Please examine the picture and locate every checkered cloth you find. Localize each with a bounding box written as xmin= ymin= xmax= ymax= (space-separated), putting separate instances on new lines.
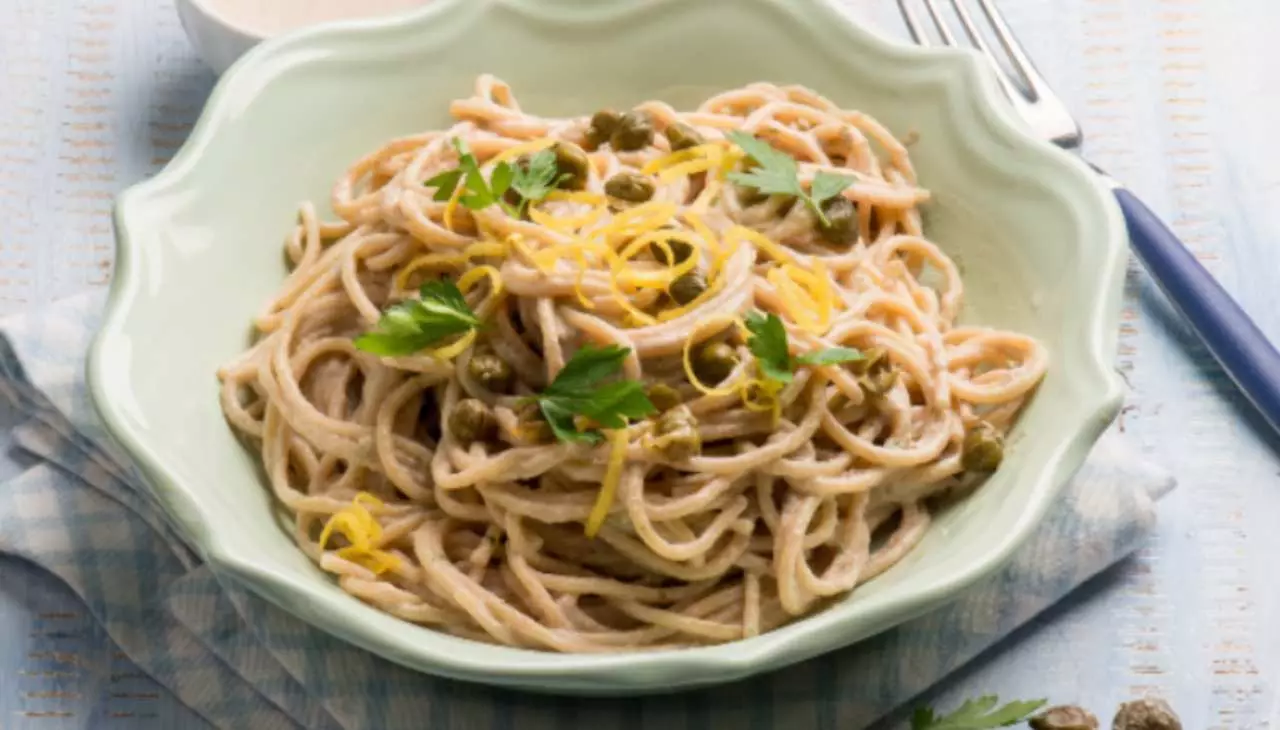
xmin=0 ymin=292 xmax=1172 ymax=730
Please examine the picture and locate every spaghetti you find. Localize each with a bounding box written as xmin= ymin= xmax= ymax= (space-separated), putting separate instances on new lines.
xmin=217 ymin=75 xmax=1048 ymax=651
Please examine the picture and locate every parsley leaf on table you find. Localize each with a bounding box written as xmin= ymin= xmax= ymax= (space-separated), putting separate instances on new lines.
xmin=531 ymin=344 xmax=656 ymax=444
xmin=424 ymin=139 xmax=561 ymax=218
xmin=743 ymin=312 xmax=863 ymax=383
xmin=910 ymin=696 xmax=1047 ymax=730
xmin=725 ymin=131 xmax=854 ymax=226
xmin=353 ymin=279 xmax=481 ymax=357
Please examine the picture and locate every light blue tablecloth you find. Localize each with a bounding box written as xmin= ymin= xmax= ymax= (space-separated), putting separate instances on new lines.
xmin=4 ymin=0 xmax=1280 ymax=727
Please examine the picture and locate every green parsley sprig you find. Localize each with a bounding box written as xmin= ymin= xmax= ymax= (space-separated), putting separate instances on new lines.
xmin=424 ymin=138 xmax=563 ymax=219
xmin=353 ymin=279 xmax=481 ymax=357
xmin=529 ymin=345 xmax=656 ymax=444
xmin=742 ymin=311 xmax=863 ymax=384
xmin=911 ymin=695 xmax=1047 ymax=730
xmin=726 ymin=131 xmax=854 ymax=226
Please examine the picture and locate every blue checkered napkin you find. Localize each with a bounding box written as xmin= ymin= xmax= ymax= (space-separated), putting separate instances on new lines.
xmin=0 ymin=292 xmax=1173 ymax=730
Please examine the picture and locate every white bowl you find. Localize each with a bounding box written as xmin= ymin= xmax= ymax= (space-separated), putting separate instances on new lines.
xmin=92 ymin=0 xmax=1127 ymax=694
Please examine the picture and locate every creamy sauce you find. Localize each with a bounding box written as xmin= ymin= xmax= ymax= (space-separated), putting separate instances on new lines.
xmin=203 ymin=0 xmax=431 ymax=37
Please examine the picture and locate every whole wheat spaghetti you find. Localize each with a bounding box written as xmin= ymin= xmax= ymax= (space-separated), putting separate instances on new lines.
xmin=217 ymin=75 xmax=1048 ymax=651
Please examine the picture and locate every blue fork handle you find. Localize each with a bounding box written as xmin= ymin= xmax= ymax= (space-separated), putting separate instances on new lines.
xmin=1114 ymin=187 xmax=1280 ymax=433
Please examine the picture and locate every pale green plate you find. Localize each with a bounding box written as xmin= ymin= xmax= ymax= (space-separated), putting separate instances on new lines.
xmin=89 ymin=0 xmax=1127 ymax=694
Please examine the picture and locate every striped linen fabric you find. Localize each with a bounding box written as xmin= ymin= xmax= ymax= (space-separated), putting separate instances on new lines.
xmin=0 ymin=292 xmax=1172 ymax=730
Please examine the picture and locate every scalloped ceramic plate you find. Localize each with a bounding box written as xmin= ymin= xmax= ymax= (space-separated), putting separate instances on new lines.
xmin=89 ymin=0 xmax=1126 ymax=693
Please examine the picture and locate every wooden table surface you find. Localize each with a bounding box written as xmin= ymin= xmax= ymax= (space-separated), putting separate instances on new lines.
xmin=2 ymin=0 xmax=1279 ymax=727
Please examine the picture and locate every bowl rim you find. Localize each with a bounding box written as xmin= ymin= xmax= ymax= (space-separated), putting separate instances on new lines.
xmin=90 ymin=0 xmax=1128 ymax=691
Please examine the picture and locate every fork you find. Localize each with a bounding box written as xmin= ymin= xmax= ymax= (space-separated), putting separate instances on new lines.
xmin=897 ymin=0 xmax=1280 ymax=435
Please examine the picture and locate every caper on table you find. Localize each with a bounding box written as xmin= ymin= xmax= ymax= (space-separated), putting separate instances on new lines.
xmin=604 ymin=172 xmax=655 ymax=202
xmin=611 ymin=110 xmax=655 ymax=151
xmin=1030 ymin=705 xmax=1099 ymax=730
xmin=449 ymin=398 xmax=496 ymax=444
xmin=1112 ymin=698 xmax=1182 ymax=730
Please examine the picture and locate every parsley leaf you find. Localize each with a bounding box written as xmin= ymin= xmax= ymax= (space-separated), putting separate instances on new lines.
xmin=533 ymin=344 xmax=656 ymax=444
xmin=910 ymin=696 xmax=1047 ymax=730
xmin=744 ymin=311 xmax=794 ymax=384
xmin=423 ymin=139 xmax=563 ymax=219
xmin=745 ymin=312 xmax=865 ymax=380
xmin=796 ymin=347 xmax=864 ymax=367
xmin=508 ymin=148 xmax=562 ymax=212
xmin=353 ymin=279 xmax=481 ymax=357
xmin=726 ymin=131 xmax=854 ymax=226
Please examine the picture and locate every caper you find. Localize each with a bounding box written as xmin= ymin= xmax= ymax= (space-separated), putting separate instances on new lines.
xmin=651 ymin=405 xmax=701 ymax=461
xmin=604 ymin=172 xmax=655 ymax=202
xmin=1030 ymin=706 xmax=1099 ymax=730
xmin=646 ymin=383 xmax=683 ymax=413
xmin=852 ymin=347 xmax=897 ymax=396
xmin=552 ymin=142 xmax=590 ymax=191
xmin=664 ymin=122 xmax=704 ymax=151
xmin=449 ymin=399 xmax=496 ymax=444
xmin=668 ymin=272 xmax=707 ymax=306
xmin=961 ymin=421 xmax=1004 ymax=473
xmin=819 ymin=196 xmax=856 ymax=244
xmin=610 ymin=110 xmax=655 ymax=151
xmin=467 ymin=351 xmax=514 ymax=393
xmin=693 ymin=341 xmax=738 ymax=385
xmin=649 ymin=235 xmax=694 ymax=265
xmin=515 ymin=402 xmax=553 ymax=444
xmin=1113 ymin=699 xmax=1182 ymax=730
xmin=735 ymin=183 xmax=768 ymax=207
xmin=586 ymin=109 xmax=621 ymax=149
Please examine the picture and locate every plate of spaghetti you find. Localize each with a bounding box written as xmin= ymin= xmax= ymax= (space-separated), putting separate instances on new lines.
xmin=92 ymin=0 xmax=1127 ymax=692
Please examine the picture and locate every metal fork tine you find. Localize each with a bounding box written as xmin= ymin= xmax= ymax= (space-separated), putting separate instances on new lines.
xmin=900 ymin=0 xmax=1082 ymax=148
xmin=976 ymin=0 xmax=1039 ymax=94
xmin=896 ymin=0 xmax=931 ymax=45
xmin=922 ymin=0 xmax=957 ymax=46
xmin=946 ymin=0 xmax=1032 ymax=102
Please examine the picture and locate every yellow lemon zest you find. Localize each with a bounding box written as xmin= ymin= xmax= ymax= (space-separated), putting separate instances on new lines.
xmin=781 ymin=260 xmax=837 ymax=334
xmin=458 ymin=264 xmax=503 ymax=298
xmin=395 ymin=241 xmax=506 ymax=291
xmin=318 ymin=493 xmax=401 ymax=574
xmin=641 ymin=144 xmax=717 ymax=175
xmin=726 ymin=225 xmax=797 ymax=264
xmin=505 ymin=234 xmax=549 ymax=273
xmin=545 ymin=190 xmax=607 ymax=206
xmin=491 ymin=137 xmax=557 ymax=165
xmin=529 ymin=201 xmax=608 ymax=233
xmin=427 ymin=329 xmax=478 ymax=360
xmin=595 ymin=202 xmax=676 ymax=244
xmin=768 ymin=268 xmax=821 ymax=334
xmin=585 ymin=430 xmax=630 ymax=538
xmin=617 ymin=230 xmax=702 ymax=290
